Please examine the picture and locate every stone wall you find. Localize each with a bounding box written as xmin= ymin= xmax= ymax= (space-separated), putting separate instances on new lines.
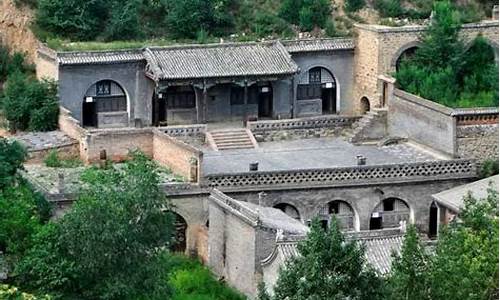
xmin=457 ymin=124 xmax=499 ymax=161
xmin=152 ymin=130 xmax=203 ymax=182
xmin=36 ymin=45 xmax=58 ymax=80
xmin=388 ymin=89 xmax=456 ymax=155
xmin=248 ymin=115 xmax=359 ymax=142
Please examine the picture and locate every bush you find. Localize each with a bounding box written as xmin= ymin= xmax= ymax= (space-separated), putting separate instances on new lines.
xmin=279 ymin=0 xmax=303 ymax=24
xmin=478 ymin=159 xmax=499 ymax=179
xmin=374 ymin=0 xmax=404 ymax=18
xmin=252 ymin=11 xmax=293 ymax=38
xmin=344 ymin=0 xmax=366 ymax=13
xmin=168 ymin=257 xmax=245 ymax=300
xmin=2 ymin=72 xmax=59 ymax=132
xmin=0 ymin=138 xmax=27 ymax=190
xmin=299 ymin=0 xmax=332 ymax=31
xmin=44 ymin=150 xmax=82 ymax=168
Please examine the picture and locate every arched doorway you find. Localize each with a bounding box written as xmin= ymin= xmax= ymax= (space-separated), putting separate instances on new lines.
xmin=274 ymin=203 xmax=301 ymax=221
xmin=319 ymin=200 xmax=356 ymax=231
xmin=83 ymin=80 xmax=127 ymax=128
xmin=170 ymin=212 xmax=188 ymax=253
xmin=395 ymin=47 xmax=419 ymax=71
xmin=428 ymin=202 xmax=438 ymax=238
xmin=360 ymin=97 xmax=370 ymax=114
xmin=370 ymin=198 xmax=410 ymax=230
xmin=297 ymin=67 xmax=337 ymax=114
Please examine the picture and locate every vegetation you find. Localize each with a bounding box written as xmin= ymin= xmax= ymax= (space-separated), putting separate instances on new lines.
xmin=43 ymin=150 xmax=82 ymax=168
xmin=387 ymin=188 xmax=499 ymax=300
xmin=345 ymin=0 xmax=366 ymax=13
xmin=272 ymin=218 xmax=386 ymax=300
xmin=0 ymin=284 xmax=52 ymax=300
xmin=478 ymin=159 xmax=499 ymax=179
xmin=395 ymin=1 xmax=498 ymax=108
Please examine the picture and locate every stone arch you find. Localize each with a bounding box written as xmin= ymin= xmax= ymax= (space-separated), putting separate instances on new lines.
xmin=273 ymin=203 xmax=301 ymax=221
xmin=82 ymin=79 xmax=129 ymax=128
xmin=391 ymin=41 xmax=421 ymax=71
xmin=318 ymin=200 xmax=360 ymax=231
xmin=360 ymin=97 xmax=371 ymax=114
xmin=464 ymin=36 xmax=499 ymax=63
xmin=297 ymin=65 xmax=340 ymax=114
xmin=170 ymin=211 xmax=188 ymax=253
xmin=369 ymin=197 xmax=411 ymax=230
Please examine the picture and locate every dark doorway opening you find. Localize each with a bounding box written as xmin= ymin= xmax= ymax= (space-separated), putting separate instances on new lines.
xmin=170 ymin=212 xmax=187 ymax=253
xmin=321 ymin=86 xmax=336 ymax=114
xmin=429 ymin=202 xmax=438 ymax=238
xmin=360 ymin=97 xmax=370 ymax=114
xmin=82 ymin=101 xmax=97 ymax=127
xmin=258 ymin=87 xmax=273 ymax=118
xmin=369 ymin=215 xmax=383 ymax=230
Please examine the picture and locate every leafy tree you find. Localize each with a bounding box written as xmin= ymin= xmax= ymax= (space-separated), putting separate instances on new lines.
xmin=15 ymin=151 xmax=175 ymax=299
xmin=388 ymin=225 xmax=430 ymax=300
xmin=256 ymin=281 xmax=271 ymax=300
xmin=345 ymin=0 xmax=366 ymax=13
xmin=0 ymin=138 xmax=27 ymax=189
xmin=279 ymin=0 xmax=303 ymax=24
xmin=165 ymin=0 xmax=233 ymax=39
xmin=36 ymin=0 xmax=110 ymax=41
xmin=374 ymin=0 xmax=404 ymax=18
xmin=429 ymin=188 xmax=499 ymax=300
xmin=478 ymin=159 xmax=499 ymax=179
xmin=299 ymin=0 xmax=332 ymax=31
xmin=104 ymin=0 xmax=143 ymax=41
xmin=2 ymin=72 xmax=59 ymax=132
xmin=273 ymin=218 xmax=386 ymax=300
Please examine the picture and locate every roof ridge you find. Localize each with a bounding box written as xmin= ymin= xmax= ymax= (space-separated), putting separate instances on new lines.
xmin=146 ymin=40 xmax=281 ymax=51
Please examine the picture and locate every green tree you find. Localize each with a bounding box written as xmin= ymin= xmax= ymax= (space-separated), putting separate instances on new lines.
xmin=279 ymin=0 xmax=303 ymax=24
xmin=345 ymin=0 xmax=366 ymax=13
xmin=299 ymin=0 xmax=332 ymax=31
xmin=16 ymin=151 xmax=175 ymax=299
xmin=273 ymin=218 xmax=386 ymax=300
xmin=0 ymin=138 xmax=26 ymax=189
xmin=429 ymin=188 xmax=499 ymax=300
xmin=388 ymin=225 xmax=430 ymax=300
xmin=2 ymin=72 xmax=59 ymax=132
xmin=256 ymin=281 xmax=271 ymax=300
xmin=104 ymin=0 xmax=143 ymax=41
xmin=165 ymin=0 xmax=233 ymax=39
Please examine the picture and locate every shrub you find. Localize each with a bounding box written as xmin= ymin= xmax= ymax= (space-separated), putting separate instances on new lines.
xmin=252 ymin=11 xmax=293 ymax=38
xmin=44 ymin=150 xmax=82 ymax=168
xmin=0 ymin=138 xmax=27 ymax=190
xmin=2 ymin=72 xmax=59 ymax=132
xmin=374 ymin=0 xmax=404 ymax=18
xmin=344 ymin=0 xmax=366 ymax=13
xmin=325 ymin=19 xmax=337 ymax=37
xmin=279 ymin=0 xmax=303 ymax=24
xmin=299 ymin=0 xmax=332 ymax=31
xmin=478 ymin=159 xmax=499 ymax=179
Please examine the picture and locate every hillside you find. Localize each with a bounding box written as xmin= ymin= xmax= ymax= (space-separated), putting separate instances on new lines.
xmin=0 ymin=0 xmax=496 ymax=55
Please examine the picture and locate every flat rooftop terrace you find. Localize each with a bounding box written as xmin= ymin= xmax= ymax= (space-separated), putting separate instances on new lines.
xmin=202 ymin=137 xmax=446 ymax=175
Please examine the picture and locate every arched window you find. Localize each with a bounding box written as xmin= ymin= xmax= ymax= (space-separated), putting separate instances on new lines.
xmin=274 ymin=203 xmax=301 ymax=221
xmin=370 ymin=198 xmax=410 ymax=230
xmin=318 ymin=200 xmax=356 ymax=231
xmin=83 ymin=80 xmax=127 ymax=127
xmin=360 ymin=97 xmax=370 ymax=114
xmin=297 ymin=67 xmax=337 ymax=114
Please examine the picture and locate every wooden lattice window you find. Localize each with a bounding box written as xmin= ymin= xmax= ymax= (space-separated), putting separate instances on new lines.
xmin=96 ymin=80 xmax=111 ymax=95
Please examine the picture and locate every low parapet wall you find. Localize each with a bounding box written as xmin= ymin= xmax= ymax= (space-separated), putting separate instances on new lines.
xmin=247 ymin=115 xmax=360 ymax=142
xmin=388 ymin=89 xmax=499 ymax=160
xmin=203 ymin=159 xmax=476 ymax=191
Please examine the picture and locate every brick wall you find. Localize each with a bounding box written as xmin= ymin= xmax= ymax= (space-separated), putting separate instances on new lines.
xmin=457 ymin=124 xmax=499 ymax=161
xmin=152 ymin=130 xmax=203 ymax=182
xmin=84 ymin=128 xmax=153 ymax=162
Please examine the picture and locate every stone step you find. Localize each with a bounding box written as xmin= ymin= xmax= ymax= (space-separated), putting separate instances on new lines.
xmin=218 ymin=144 xmax=255 ymax=150
xmin=207 ymin=128 xmax=258 ymax=151
xmin=212 ymin=137 xmax=251 ymax=143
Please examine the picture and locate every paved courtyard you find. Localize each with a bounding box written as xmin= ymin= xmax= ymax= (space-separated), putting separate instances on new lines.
xmin=202 ymin=137 xmax=444 ymax=175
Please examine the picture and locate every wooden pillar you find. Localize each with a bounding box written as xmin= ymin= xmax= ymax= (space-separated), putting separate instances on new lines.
xmin=243 ymin=81 xmax=248 ymax=123
xmin=195 ymin=88 xmax=202 ymax=123
xmin=290 ymin=77 xmax=296 ymax=118
xmin=203 ymin=84 xmax=208 ymax=123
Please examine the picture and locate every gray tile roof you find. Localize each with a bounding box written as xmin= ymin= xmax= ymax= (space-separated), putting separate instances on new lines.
xmin=144 ymin=41 xmax=299 ymax=81
xmin=283 ymin=38 xmax=355 ymax=53
xmin=432 ymin=175 xmax=499 ymax=213
xmin=261 ymin=231 xmax=404 ymax=275
xmin=58 ymin=50 xmax=145 ymax=65
xmin=362 ymin=234 xmax=403 ymax=274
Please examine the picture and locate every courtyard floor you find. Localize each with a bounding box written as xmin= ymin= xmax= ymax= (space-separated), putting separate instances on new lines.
xmin=202 ymin=137 xmax=447 ymax=175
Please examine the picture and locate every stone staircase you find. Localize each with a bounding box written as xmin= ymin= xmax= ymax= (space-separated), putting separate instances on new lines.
xmin=346 ymin=108 xmax=388 ymax=144
xmin=206 ymin=128 xmax=258 ymax=151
